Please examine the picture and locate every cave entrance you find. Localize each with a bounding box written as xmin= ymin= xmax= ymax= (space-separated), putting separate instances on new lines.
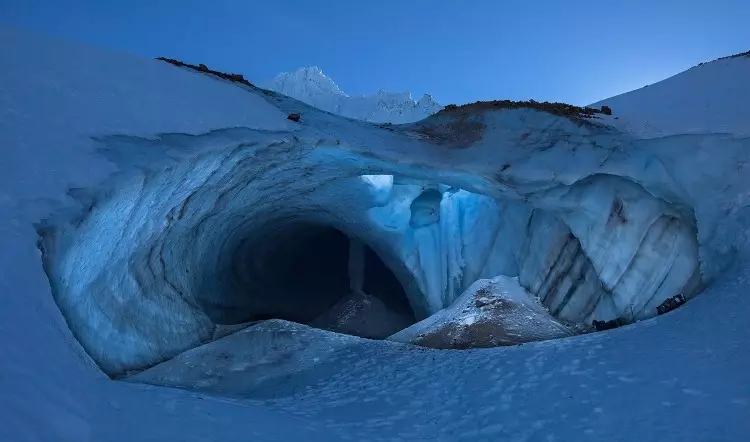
xmin=245 ymin=224 xmax=416 ymax=339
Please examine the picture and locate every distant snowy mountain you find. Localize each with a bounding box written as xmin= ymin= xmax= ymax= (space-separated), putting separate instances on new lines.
xmin=262 ymin=66 xmax=442 ymax=123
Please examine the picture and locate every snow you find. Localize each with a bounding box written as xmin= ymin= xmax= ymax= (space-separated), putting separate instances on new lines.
xmin=591 ymin=54 xmax=750 ymax=138
xmin=262 ymin=66 xmax=443 ymax=123
xmin=128 ymin=319 xmax=364 ymax=397
xmin=2 ymin=26 xmax=750 ymax=441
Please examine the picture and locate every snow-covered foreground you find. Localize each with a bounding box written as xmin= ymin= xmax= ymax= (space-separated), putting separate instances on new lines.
xmin=1 ymin=27 xmax=749 ymax=441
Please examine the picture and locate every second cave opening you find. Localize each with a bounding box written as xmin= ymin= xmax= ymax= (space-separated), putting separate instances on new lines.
xmin=231 ymin=223 xmax=417 ymax=339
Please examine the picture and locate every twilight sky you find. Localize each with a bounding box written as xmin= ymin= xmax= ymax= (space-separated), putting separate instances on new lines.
xmin=2 ymin=0 xmax=748 ymax=105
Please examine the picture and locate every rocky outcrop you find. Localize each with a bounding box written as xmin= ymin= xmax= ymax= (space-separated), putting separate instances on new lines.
xmin=433 ymin=99 xmax=613 ymax=126
xmin=388 ymin=276 xmax=574 ymax=349
xmin=309 ymin=291 xmax=414 ymax=339
xmin=156 ymin=57 xmax=255 ymax=87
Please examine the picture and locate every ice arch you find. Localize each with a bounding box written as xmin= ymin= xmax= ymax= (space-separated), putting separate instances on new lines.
xmin=37 ymin=129 xmax=704 ymax=377
xmin=37 ymin=137 xmax=432 ymax=375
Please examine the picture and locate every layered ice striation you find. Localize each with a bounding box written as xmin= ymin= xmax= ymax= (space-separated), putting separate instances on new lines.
xmin=363 ymin=173 xmax=704 ymax=323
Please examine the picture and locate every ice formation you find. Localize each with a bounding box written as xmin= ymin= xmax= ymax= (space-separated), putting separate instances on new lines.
xmin=2 ymin=27 xmax=750 ymax=441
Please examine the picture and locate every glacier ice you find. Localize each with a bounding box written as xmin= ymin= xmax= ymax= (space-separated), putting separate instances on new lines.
xmin=3 ymin=27 xmax=750 ymax=441
xmin=33 ymin=112 xmax=719 ymax=376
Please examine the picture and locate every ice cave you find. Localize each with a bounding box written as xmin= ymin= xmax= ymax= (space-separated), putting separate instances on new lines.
xmin=2 ymin=27 xmax=750 ymax=442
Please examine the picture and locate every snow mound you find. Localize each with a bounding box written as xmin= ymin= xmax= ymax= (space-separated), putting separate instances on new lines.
xmin=262 ymin=66 xmax=442 ymax=123
xmin=389 ymin=276 xmax=574 ymax=348
xmin=128 ymin=319 xmax=362 ymax=397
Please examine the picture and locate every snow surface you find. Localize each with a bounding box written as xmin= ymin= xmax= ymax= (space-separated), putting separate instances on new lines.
xmin=591 ymin=54 xmax=750 ymax=138
xmin=128 ymin=319 xmax=364 ymax=397
xmin=262 ymin=66 xmax=443 ymax=123
xmin=2 ymin=27 xmax=750 ymax=441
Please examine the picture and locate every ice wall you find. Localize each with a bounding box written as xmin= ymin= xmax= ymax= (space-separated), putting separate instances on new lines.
xmin=362 ymin=173 xmax=701 ymax=324
xmin=36 ymin=123 xmax=712 ymax=375
xmin=36 ymin=132 xmax=418 ymax=375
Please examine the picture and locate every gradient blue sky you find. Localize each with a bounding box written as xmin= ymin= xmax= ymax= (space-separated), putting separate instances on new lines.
xmin=2 ymin=0 xmax=748 ymax=105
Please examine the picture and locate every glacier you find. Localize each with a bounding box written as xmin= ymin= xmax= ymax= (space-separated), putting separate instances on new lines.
xmin=2 ymin=26 xmax=750 ymax=441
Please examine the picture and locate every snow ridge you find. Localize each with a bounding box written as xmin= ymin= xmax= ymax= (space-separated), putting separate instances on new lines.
xmin=263 ymin=66 xmax=442 ymax=123
xmin=591 ymin=54 xmax=750 ymax=137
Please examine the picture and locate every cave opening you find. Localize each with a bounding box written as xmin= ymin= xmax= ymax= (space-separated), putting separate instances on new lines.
xmin=35 ymin=157 xmax=707 ymax=379
xmin=234 ymin=223 xmax=417 ymax=339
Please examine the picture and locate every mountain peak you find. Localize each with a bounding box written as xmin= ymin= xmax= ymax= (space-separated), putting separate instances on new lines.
xmin=299 ymin=66 xmax=324 ymax=74
xmin=265 ymin=65 xmax=346 ymax=99
xmin=418 ymin=94 xmax=439 ymax=106
xmin=263 ymin=67 xmax=443 ymax=124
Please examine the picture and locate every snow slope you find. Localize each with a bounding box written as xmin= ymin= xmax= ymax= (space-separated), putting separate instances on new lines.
xmin=592 ymin=53 xmax=750 ymax=137
xmin=262 ymin=66 xmax=442 ymax=123
xmin=2 ymin=27 xmax=750 ymax=441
